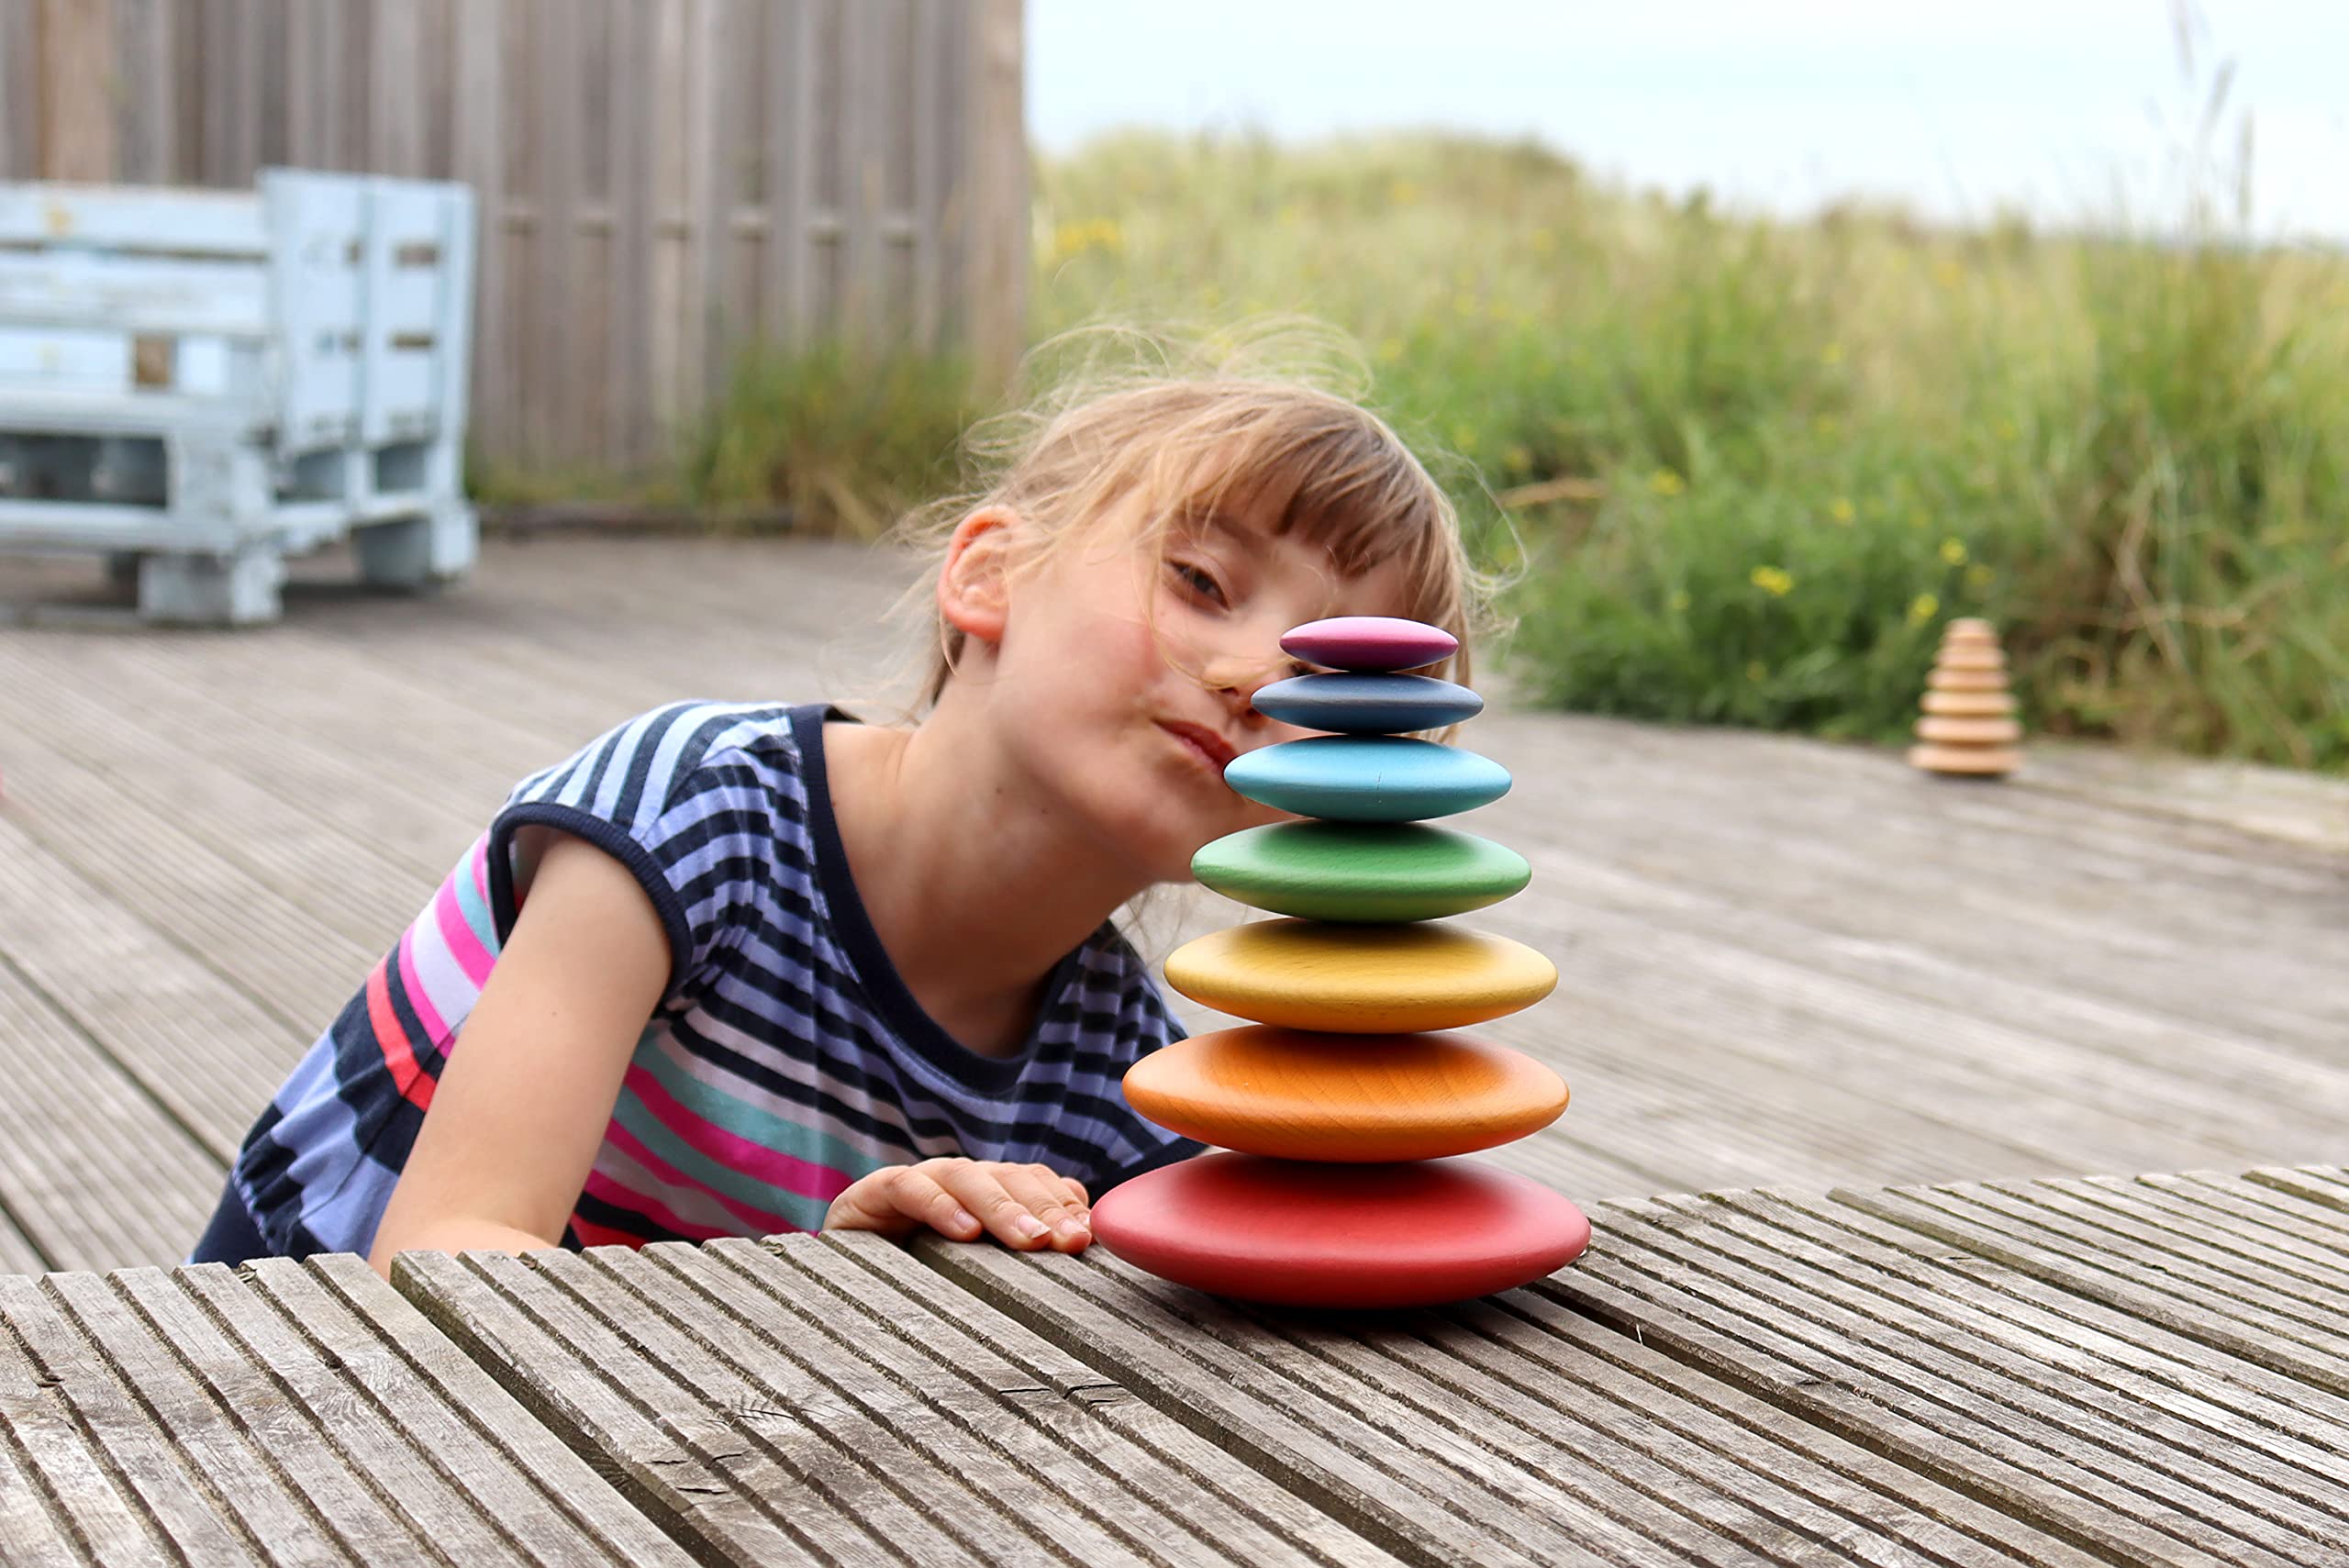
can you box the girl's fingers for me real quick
[829,1167,978,1240]
[933,1162,1089,1251]
[996,1163,1093,1252]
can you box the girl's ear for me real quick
[937,506,1020,646]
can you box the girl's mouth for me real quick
[1159,722,1235,775]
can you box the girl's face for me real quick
[970,486,1421,884]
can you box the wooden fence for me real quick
[0,0,1028,473]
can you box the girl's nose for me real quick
[1200,651,1290,717]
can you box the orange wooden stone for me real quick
[1915,715,2022,744]
[1909,743,2021,775]
[1935,646,2007,672]
[1921,690,2017,717]
[1927,667,2009,693]
[1124,1026,1568,1161]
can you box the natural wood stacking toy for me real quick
[1909,618,2021,778]
[1092,615,1590,1308]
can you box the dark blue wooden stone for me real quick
[1224,736,1511,821]
[1253,672,1484,735]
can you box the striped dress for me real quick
[217,701,1201,1259]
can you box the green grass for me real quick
[1023,130,2349,771]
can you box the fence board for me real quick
[0,0,1025,470]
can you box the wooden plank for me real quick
[1540,1186,2349,1565]
[0,717,383,1061]
[963,0,1024,386]
[0,0,34,180]
[112,0,174,183]
[395,1234,1403,1566]
[0,1256,697,1564]
[369,0,423,176]
[1842,1169,2349,1400]
[0,1207,47,1273]
[682,0,726,401]
[909,0,945,349]
[451,0,507,461]
[0,944,219,1270]
[0,787,318,1161]
[762,0,813,345]
[36,0,117,181]
[603,0,651,463]
[923,1235,2097,1566]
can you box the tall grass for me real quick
[1024,128,2349,770]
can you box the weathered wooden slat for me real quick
[921,1234,2096,1566]
[0,694,386,1048]
[0,935,220,1269]
[1542,1187,2349,1565]
[0,1256,696,1565]
[394,1235,1405,1567]
[0,1207,46,1273]
[1840,1171,2349,1400]
[0,731,334,1106]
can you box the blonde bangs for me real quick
[879,327,1498,715]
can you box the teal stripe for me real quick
[607,1091,834,1232]
[451,845,501,957]
[633,1036,886,1178]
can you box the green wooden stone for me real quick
[1192,821,1532,922]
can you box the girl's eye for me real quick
[1171,561,1226,605]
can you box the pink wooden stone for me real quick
[1281,617,1459,673]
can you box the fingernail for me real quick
[1013,1215,1050,1240]
[1055,1217,1088,1241]
[949,1207,979,1234]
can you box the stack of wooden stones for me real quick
[1090,616,1591,1309]
[1909,617,2021,778]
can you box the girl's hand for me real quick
[825,1159,1093,1251]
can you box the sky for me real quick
[1029,2,2349,243]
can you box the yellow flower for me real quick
[1933,258,1964,288]
[1996,417,2021,442]
[1451,423,1479,454]
[1965,562,1995,590]
[1376,338,1405,362]
[1502,443,1532,475]
[1390,180,1419,205]
[1650,469,1686,496]
[1939,538,1968,566]
[1453,293,1479,317]
[1908,593,1939,625]
[1531,228,1557,254]
[1820,341,1844,365]
[1813,414,1841,439]
[1749,565,1795,597]
[1745,660,1768,682]
[1829,497,1856,525]
[1668,589,1691,612]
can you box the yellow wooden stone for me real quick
[1909,743,2021,775]
[1123,1025,1568,1161]
[1928,667,2009,693]
[1946,617,1996,637]
[1916,715,2022,744]
[1921,690,2017,717]
[1935,646,2007,672]
[1164,918,1558,1032]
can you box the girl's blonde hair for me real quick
[873,322,1503,721]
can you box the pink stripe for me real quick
[394,930,450,1045]
[432,873,495,986]
[625,1062,855,1206]
[601,1117,796,1236]
[579,1170,730,1243]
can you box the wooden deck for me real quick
[0,534,2343,1272]
[6,536,2349,1564]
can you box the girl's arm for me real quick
[366,831,671,1279]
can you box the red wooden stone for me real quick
[1090,1151,1591,1308]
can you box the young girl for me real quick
[189,351,1486,1277]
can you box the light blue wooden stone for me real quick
[1224,736,1511,821]
[1252,672,1484,735]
